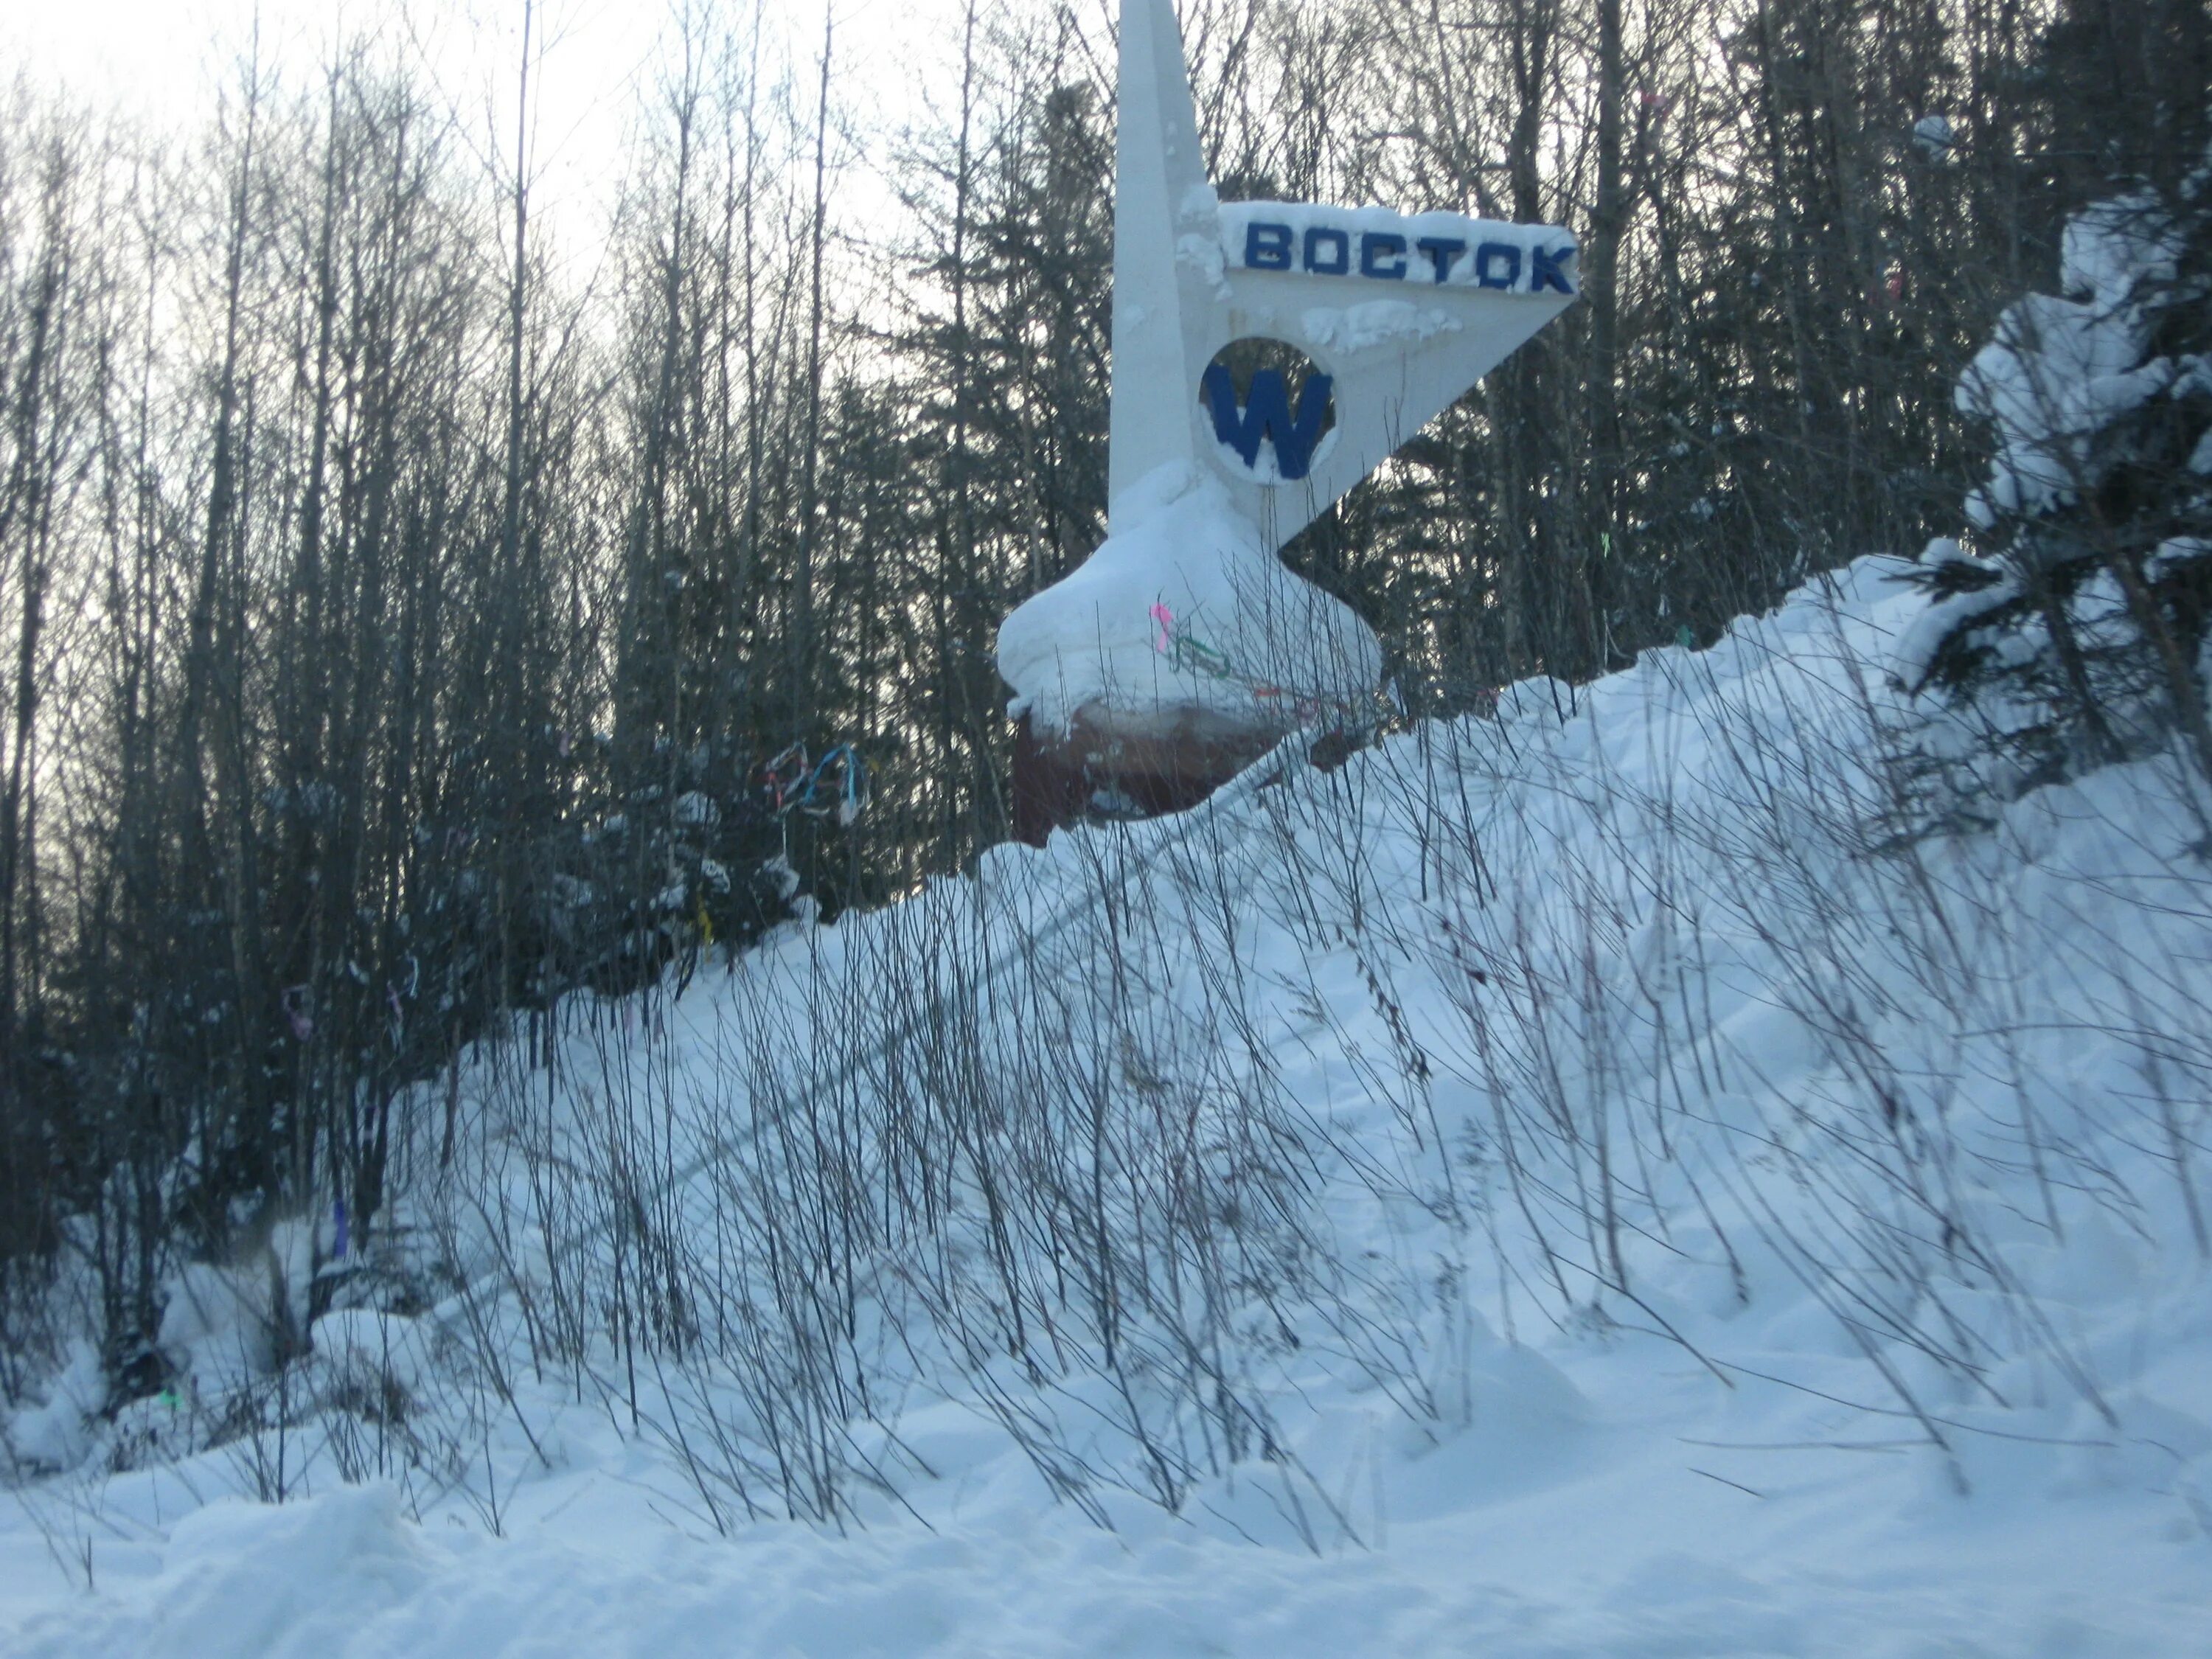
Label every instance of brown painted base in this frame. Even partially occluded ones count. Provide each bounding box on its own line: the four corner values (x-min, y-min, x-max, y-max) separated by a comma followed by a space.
1011, 705, 1281, 845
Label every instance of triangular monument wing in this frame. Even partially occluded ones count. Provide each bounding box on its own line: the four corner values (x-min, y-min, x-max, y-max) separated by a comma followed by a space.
1107, 0, 1579, 543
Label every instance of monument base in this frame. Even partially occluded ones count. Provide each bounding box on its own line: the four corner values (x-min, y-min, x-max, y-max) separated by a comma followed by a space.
1010, 703, 1279, 845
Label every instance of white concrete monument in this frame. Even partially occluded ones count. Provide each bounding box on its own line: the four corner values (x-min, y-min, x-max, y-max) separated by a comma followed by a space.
999, 0, 1578, 838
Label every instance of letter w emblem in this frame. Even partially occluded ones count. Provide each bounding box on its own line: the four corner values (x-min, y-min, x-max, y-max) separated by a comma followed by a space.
1201, 366, 1332, 481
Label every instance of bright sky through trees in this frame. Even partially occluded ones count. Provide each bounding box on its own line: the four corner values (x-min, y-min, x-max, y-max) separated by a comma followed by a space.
1, 0, 985, 271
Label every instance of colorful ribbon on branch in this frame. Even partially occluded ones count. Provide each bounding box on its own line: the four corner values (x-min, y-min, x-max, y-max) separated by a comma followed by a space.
760, 743, 869, 825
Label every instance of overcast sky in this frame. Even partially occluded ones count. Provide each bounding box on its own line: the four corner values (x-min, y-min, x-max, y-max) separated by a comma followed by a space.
1, 0, 995, 253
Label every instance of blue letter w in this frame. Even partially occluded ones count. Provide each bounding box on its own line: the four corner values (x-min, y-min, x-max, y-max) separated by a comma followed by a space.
1201, 366, 1332, 481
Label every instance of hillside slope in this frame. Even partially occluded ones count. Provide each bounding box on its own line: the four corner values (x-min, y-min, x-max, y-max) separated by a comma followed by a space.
3, 557, 2210, 1657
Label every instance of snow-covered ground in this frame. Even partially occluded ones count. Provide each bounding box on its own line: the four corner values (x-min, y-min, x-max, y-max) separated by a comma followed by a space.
4, 557, 2210, 1657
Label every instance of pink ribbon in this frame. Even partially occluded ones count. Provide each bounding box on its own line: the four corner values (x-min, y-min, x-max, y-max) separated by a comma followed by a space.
1150, 602, 1174, 655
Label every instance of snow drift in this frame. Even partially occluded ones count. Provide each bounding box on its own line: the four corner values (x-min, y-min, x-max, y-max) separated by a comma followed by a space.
996, 459, 1382, 738
4, 549, 2210, 1655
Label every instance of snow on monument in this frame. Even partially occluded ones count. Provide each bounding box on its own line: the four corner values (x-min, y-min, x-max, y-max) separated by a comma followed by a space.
998, 0, 1579, 841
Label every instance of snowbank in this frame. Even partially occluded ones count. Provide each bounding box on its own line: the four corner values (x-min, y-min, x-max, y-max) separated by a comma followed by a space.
6, 554, 2211, 1657
995, 461, 1382, 737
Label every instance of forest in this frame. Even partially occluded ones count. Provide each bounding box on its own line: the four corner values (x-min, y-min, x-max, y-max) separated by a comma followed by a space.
0, 0, 2203, 1403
